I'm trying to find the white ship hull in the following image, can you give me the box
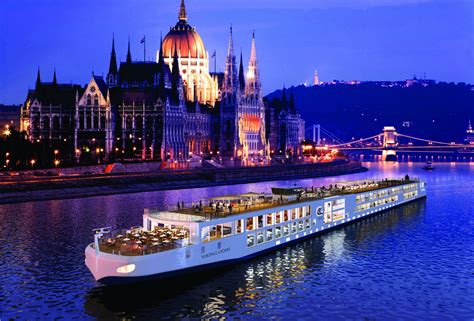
[85,180,426,285]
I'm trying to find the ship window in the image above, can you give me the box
[275,211,282,224]
[257,231,264,245]
[201,226,210,243]
[266,213,274,226]
[312,219,316,226]
[247,234,255,247]
[266,228,273,242]
[235,219,244,234]
[257,215,264,229]
[283,210,289,222]
[291,209,297,220]
[305,219,310,229]
[298,220,304,231]
[246,217,254,231]
[291,222,297,234]
[316,206,323,216]
[222,222,232,237]
[275,226,282,239]
[283,224,290,236]
[306,206,311,217]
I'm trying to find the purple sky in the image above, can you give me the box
[0,0,473,104]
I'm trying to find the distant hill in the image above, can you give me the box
[266,82,474,143]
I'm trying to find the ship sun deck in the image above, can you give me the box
[94,178,421,257]
[153,178,419,220]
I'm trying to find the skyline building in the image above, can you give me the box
[19,0,303,165]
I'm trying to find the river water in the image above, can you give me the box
[1,162,473,320]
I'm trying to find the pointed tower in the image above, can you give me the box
[107,35,118,86]
[245,32,261,98]
[222,26,239,96]
[53,68,57,85]
[171,43,181,102]
[289,91,296,114]
[179,0,187,21]
[157,35,166,90]
[238,51,245,92]
[126,37,132,64]
[35,67,41,89]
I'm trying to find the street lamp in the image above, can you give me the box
[30,159,36,167]
[54,160,60,167]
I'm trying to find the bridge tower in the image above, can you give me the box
[382,126,398,161]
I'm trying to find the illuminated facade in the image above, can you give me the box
[20,0,303,165]
[466,119,474,145]
[220,28,269,161]
[158,0,219,106]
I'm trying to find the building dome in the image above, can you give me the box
[162,0,206,60]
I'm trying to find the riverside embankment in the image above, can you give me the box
[0,159,366,204]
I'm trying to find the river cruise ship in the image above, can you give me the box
[85,177,426,284]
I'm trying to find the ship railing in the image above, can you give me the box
[146,177,420,220]
[95,227,192,256]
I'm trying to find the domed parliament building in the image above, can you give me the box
[20,0,304,166]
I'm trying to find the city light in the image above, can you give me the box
[30,159,36,166]
[54,160,60,167]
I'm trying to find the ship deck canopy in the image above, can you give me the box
[271,187,305,196]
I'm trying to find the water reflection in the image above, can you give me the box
[2,163,473,319]
[83,199,425,320]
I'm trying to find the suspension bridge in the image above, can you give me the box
[306,125,474,161]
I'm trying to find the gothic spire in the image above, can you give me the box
[289,90,296,114]
[171,42,181,102]
[126,36,132,63]
[53,68,57,85]
[35,67,41,89]
[245,31,261,98]
[179,0,187,21]
[108,34,118,75]
[222,25,238,95]
[238,50,245,92]
[158,35,165,89]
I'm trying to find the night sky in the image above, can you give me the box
[0,0,472,104]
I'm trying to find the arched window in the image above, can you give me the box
[86,94,92,105]
[136,116,143,132]
[86,111,92,129]
[52,116,60,131]
[126,116,132,131]
[93,113,99,129]
[94,94,99,106]
[146,116,153,133]
[43,116,50,131]
[33,115,40,130]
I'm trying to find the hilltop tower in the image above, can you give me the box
[314,70,319,86]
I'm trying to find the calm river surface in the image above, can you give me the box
[1,162,473,320]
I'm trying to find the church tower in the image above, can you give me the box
[107,35,118,86]
[238,32,267,162]
[219,26,240,157]
[245,32,262,99]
